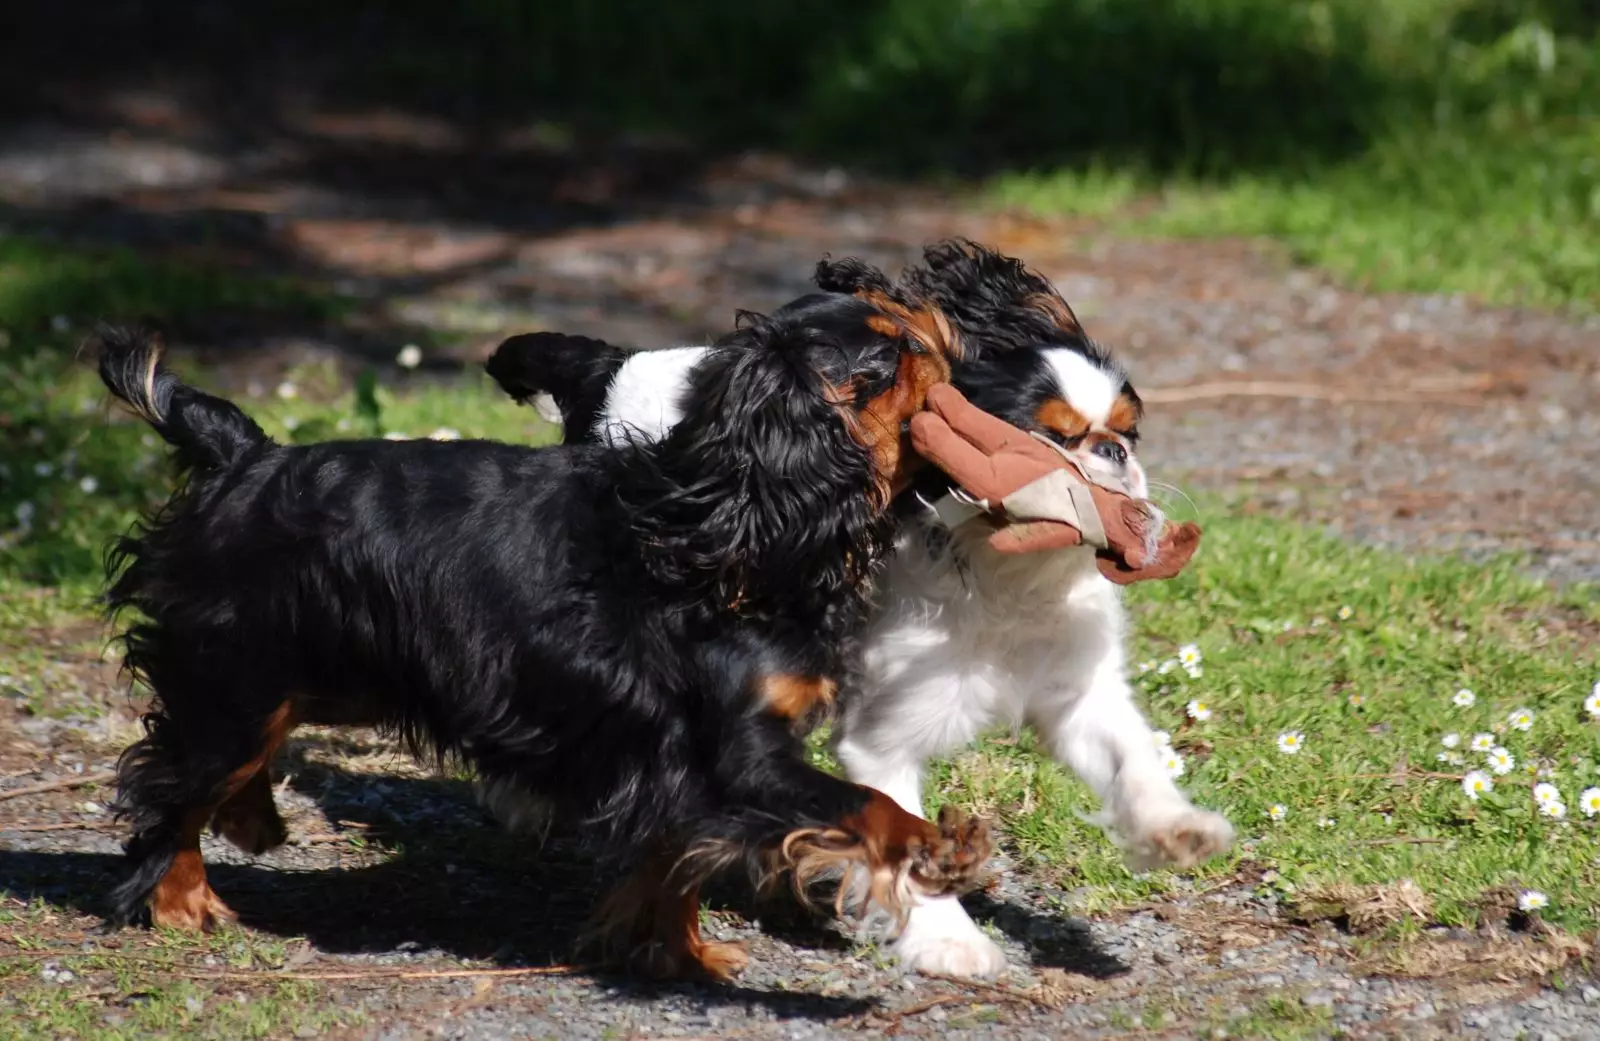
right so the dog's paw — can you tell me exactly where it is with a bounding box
[908,805,993,895]
[1124,806,1234,872]
[893,895,1007,980]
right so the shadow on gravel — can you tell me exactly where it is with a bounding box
[0,842,874,1020]
[967,891,1130,979]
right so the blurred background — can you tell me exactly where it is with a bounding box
[1,0,1597,586]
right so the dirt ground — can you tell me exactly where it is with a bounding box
[3,89,1600,1040]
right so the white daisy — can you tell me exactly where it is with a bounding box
[383,432,411,441]
[1436,752,1463,764]
[1266,804,1286,822]
[1178,644,1202,667]
[1486,746,1516,775]
[1151,730,1171,749]
[1276,731,1305,755]
[1470,733,1494,752]
[1316,817,1336,830]
[1186,700,1211,721]
[1541,801,1567,820]
[282,415,300,431]
[1585,687,1600,719]
[1452,688,1476,708]
[428,428,462,441]
[276,381,298,401]
[1507,708,1534,732]
[1441,732,1461,749]
[1282,619,1295,632]
[1461,770,1493,800]
[396,345,423,369]
[1578,787,1600,818]
[1518,890,1548,912]
[1337,605,1354,621]
[77,475,99,495]
[1533,782,1562,807]
[1183,664,1203,680]
[336,417,353,432]
[1137,661,1156,674]
[1348,693,1366,708]
[1157,659,1178,676]
[1160,749,1185,779]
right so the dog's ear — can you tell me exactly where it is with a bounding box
[484,332,629,432]
[908,239,1083,350]
[813,255,895,297]
[633,312,893,612]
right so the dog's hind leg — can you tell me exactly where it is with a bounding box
[583,850,750,982]
[111,697,297,931]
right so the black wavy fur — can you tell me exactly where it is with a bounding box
[487,240,1143,516]
[93,309,963,974]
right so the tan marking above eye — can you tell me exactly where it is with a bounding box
[1035,399,1090,441]
[1025,291,1083,335]
[1107,391,1143,432]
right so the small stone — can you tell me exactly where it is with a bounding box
[1581,985,1600,1005]
[1303,990,1335,1008]
[1412,1001,1435,1019]
[1257,974,1284,986]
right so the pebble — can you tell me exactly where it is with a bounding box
[1303,990,1335,1008]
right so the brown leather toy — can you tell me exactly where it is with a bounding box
[909,384,1201,584]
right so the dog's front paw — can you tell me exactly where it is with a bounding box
[908,804,993,896]
[893,894,1007,980]
[1124,806,1234,872]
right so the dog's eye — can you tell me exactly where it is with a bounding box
[1116,428,1141,445]
[1045,430,1087,450]
[906,339,927,355]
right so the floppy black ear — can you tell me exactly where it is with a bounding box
[904,238,1084,355]
[618,312,893,616]
[484,332,629,438]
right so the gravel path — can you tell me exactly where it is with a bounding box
[3,88,1599,1040]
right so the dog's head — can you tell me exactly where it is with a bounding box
[819,241,1146,507]
[621,290,958,613]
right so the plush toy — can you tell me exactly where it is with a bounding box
[910,384,1201,584]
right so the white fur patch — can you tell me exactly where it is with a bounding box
[1043,348,1121,424]
[591,346,708,446]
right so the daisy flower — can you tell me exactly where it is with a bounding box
[1157,659,1178,676]
[1518,890,1548,912]
[283,415,300,431]
[1178,644,1202,667]
[1265,804,1286,822]
[1461,771,1493,800]
[1584,686,1600,719]
[1533,782,1562,808]
[1470,733,1494,753]
[1507,708,1534,732]
[1186,700,1211,721]
[1440,733,1460,749]
[1316,817,1336,830]
[1452,688,1476,708]
[383,432,411,441]
[1541,801,1567,820]
[1160,749,1185,779]
[1151,730,1171,749]
[397,344,423,369]
[1436,752,1463,765]
[78,475,98,495]
[1348,693,1366,708]
[1183,664,1203,680]
[1276,731,1305,755]
[1579,788,1600,818]
[1137,661,1156,674]
[428,428,462,441]
[1485,746,1515,775]
[1337,605,1354,621]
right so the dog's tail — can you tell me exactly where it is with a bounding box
[484,331,629,433]
[95,326,269,472]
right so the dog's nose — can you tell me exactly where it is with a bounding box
[1092,440,1128,467]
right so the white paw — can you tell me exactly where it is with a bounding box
[892,894,1008,981]
[474,777,554,838]
[1123,806,1235,873]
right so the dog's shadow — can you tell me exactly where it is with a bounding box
[0,746,1124,1014]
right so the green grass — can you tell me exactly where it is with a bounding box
[923,510,1600,932]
